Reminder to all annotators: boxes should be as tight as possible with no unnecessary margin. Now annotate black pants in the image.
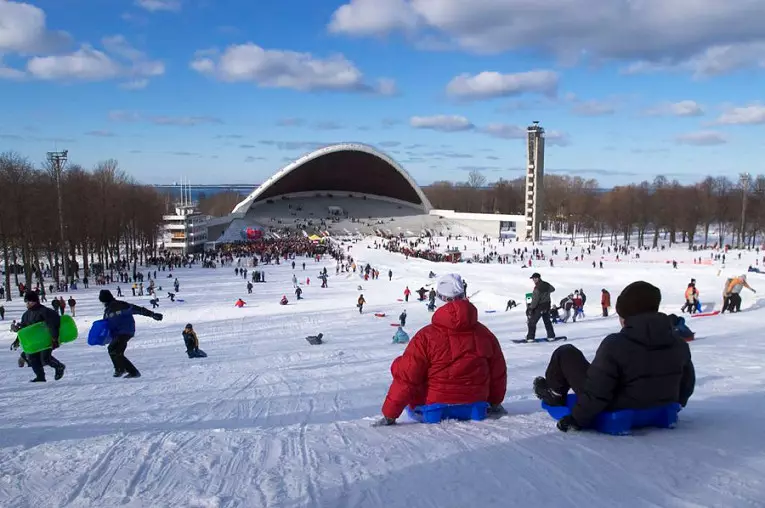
[602,306,608,317]
[108,334,139,375]
[722,293,742,313]
[27,349,64,380]
[545,344,590,396]
[527,305,555,340]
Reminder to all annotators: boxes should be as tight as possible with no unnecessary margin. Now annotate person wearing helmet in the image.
[374,273,508,426]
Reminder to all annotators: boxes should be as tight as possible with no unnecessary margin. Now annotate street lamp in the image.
[47,150,69,285]
[740,172,751,249]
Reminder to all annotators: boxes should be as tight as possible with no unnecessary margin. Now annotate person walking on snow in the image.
[681,282,698,314]
[601,289,611,317]
[404,287,411,302]
[12,291,66,382]
[722,274,755,313]
[67,296,76,317]
[374,273,508,426]
[98,289,162,378]
[357,295,366,314]
[295,286,303,300]
[399,309,407,327]
[526,273,556,342]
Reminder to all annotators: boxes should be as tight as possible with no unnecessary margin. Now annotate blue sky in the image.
[1,0,763,187]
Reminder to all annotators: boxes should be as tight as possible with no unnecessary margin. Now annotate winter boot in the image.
[54,364,66,381]
[30,377,46,383]
[113,370,125,378]
[124,372,141,379]
[533,376,566,406]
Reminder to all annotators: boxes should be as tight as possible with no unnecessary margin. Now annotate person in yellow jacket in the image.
[722,275,756,314]
[357,294,366,314]
[682,282,699,314]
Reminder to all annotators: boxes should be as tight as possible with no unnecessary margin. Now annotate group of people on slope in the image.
[374,274,696,433]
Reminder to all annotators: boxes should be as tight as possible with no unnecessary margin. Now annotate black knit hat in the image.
[99,289,115,303]
[615,281,661,319]
[24,291,39,303]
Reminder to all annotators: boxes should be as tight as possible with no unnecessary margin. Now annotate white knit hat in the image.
[437,273,465,301]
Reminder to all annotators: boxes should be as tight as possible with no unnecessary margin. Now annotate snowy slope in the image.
[0,239,764,508]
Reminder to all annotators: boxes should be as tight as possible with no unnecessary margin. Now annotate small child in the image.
[182,324,207,358]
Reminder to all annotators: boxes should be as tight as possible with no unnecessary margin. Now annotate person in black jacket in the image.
[526,273,556,342]
[99,289,162,378]
[14,291,66,382]
[533,281,695,432]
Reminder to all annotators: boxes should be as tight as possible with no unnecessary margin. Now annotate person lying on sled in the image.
[374,273,507,426]
[533,281,696,432]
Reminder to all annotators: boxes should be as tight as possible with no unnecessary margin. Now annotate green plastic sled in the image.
[18,315,78,354]
[525,292,533,304]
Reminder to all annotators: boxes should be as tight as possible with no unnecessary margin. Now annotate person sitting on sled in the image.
[280,295,288,306]
[533,281,696,432]
[235,299,246,308]
[182,324,207,358]
[374,273,508,426]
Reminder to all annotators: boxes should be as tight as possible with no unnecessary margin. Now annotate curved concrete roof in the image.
[231,143,432,216]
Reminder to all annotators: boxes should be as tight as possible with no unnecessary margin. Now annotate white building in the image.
[160,204,210,253]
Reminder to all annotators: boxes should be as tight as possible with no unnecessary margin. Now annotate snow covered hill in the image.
[0,238,763,508]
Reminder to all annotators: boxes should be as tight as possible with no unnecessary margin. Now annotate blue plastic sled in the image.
[542,394,681,436]
[87,319,111,346]
[406,401,489,424]
[485,310,497,314]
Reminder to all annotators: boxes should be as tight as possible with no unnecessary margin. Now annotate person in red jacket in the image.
[374,273,508,426]
[601,289,611,317]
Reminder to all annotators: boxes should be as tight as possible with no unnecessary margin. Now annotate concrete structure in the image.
[160,204,210,253]
[429,209,525,238]
[525,121,545,241]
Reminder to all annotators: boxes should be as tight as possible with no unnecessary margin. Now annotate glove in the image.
[487,404,508,418]
[152,313,163,321]
[557,415,580,433]
[11,338,19,351]
[371,416,396,427]
[51,337,60,350]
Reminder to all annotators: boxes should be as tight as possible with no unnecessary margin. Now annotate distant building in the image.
[160,184,210,253]
[525,121,545,241]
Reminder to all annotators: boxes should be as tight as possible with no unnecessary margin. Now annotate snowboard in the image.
[512,336,567,344]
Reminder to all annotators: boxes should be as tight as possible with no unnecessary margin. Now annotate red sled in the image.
[390,323,401,327]
[374,312,386,317]
[396,299,404,302]
[691,311,720,318]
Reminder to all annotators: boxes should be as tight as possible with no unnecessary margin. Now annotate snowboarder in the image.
[98,289,162,378]
[182,324,207,358]
[526,273,556,342]
[533,281,695,432]
[13,291,66,382]
[374,274,507,426]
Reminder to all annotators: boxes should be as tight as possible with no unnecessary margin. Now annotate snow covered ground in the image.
[1,237,764,508]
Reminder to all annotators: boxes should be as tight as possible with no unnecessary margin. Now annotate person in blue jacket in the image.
[99,289,162,378]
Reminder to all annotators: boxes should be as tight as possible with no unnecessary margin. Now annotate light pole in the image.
[47,150,69,285]
[740,172,750,249]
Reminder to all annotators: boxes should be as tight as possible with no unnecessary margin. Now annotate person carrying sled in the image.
[526,273,556,342]
[601,289,611,317]
[722,274,755,313]
[12,291,66,382]
[182,324,207,358]
[533,281,695,432]
[98,289,162,378]
[357,294,366,314]
[374,274,507,426]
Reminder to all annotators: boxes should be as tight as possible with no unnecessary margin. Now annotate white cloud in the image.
[570,100,615,116]
[674,131,727,146]
[25,35,164,85]
[135,0,181,12]
[0,0,70,54]
[644,100,704,117]
[714,103,765,125]
[190,43,391,94]
[328,0,765,76]
[410,115,474,132]
[328,0,418,36]
[446,70,558,100]
[376,77,398,96]
[0,57,24,80]
[482,123,570,146]
[108,110,222,126]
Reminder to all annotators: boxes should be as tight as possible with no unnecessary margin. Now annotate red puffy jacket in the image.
[382,299,507,419]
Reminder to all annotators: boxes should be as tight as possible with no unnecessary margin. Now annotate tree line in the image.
[423,170,755,249]
[0,151,166,301]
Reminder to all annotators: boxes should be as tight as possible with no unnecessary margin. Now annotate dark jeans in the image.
[545,344,590,396]
[27,349,64,380]
[527,305,555,340]
[602,306,608,317]
[108,334,139,375]
[722,294,742,313]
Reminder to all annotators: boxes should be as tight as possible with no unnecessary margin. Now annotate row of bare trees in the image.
[0,151,166,302]
[424,171,755,248]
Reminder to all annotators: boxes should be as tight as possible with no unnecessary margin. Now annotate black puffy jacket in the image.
[572,312,695,427]
[20,303,61,340]
[530,280,555,311]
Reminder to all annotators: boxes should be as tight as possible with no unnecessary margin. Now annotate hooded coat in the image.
[381,299,507,419]
[572,312,695,427]
[530,280,555,311]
